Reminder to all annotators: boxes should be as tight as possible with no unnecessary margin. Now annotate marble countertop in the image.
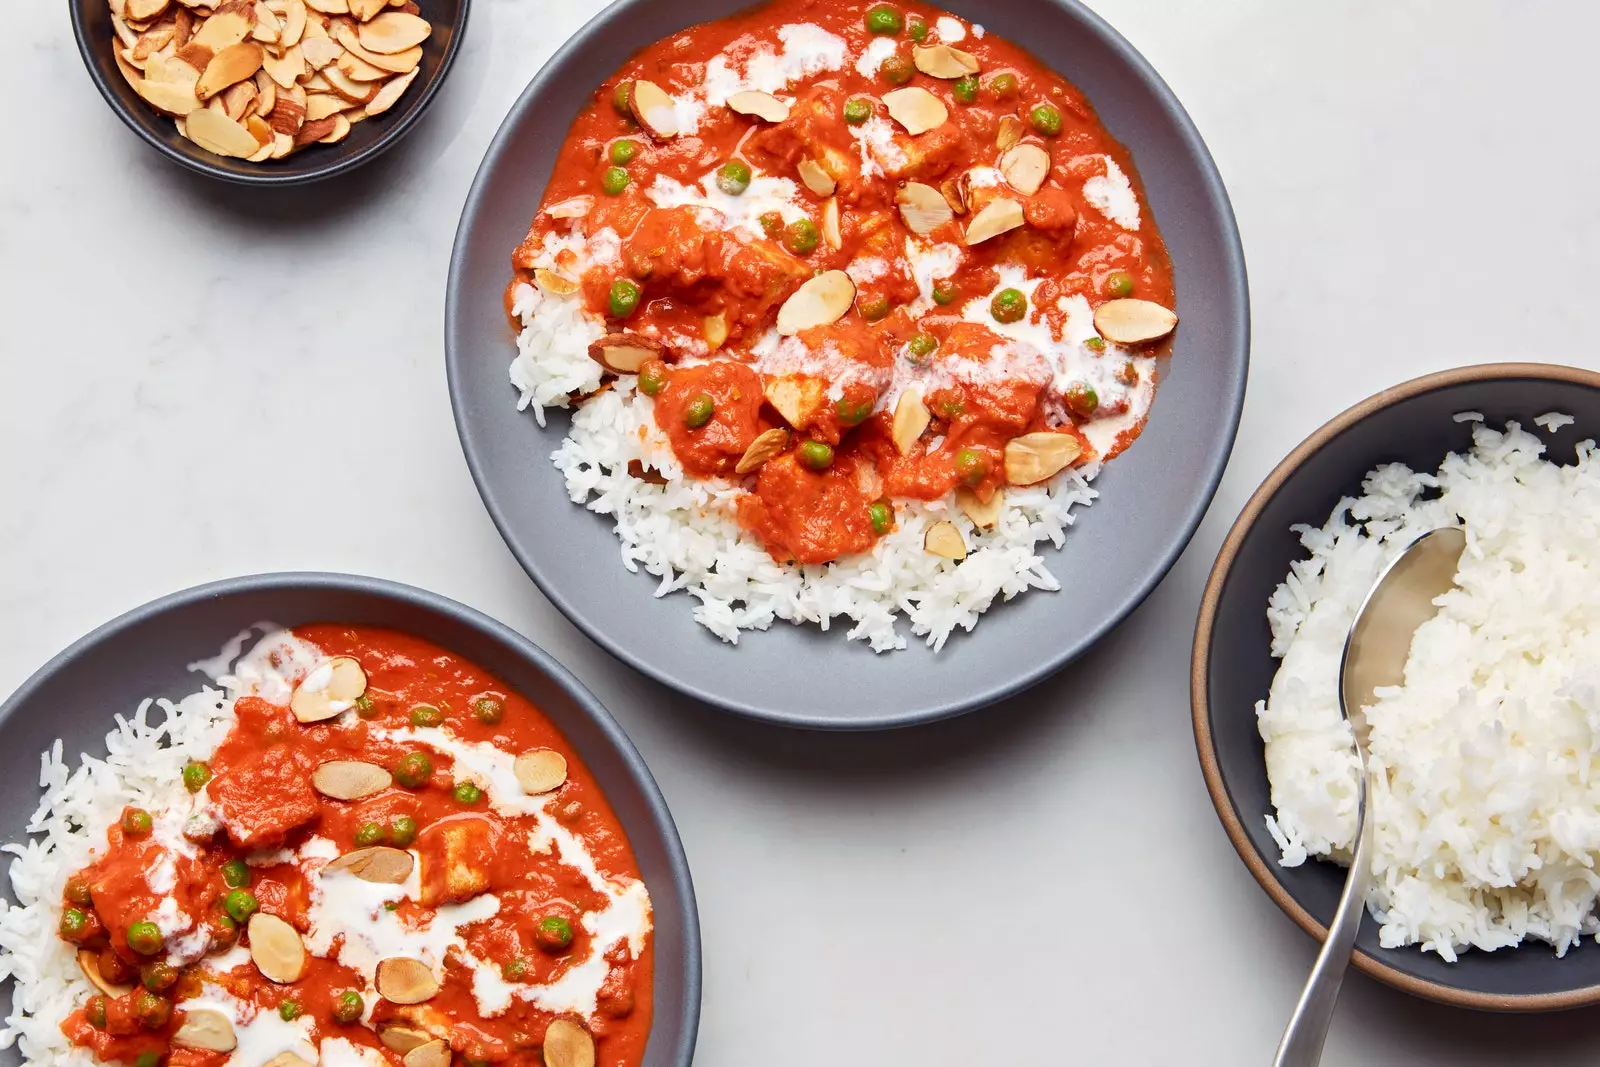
[5,2,1600,1063]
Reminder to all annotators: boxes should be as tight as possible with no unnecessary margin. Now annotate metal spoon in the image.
[1272,526,1467,1067]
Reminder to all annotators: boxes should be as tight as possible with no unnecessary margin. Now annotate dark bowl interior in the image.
[0,573,699,1063]
[446,0,1249,729]
[70,0,469,185]
[1196,364,1600,1010]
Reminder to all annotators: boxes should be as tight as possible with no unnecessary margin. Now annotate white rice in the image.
[1257,416,1600,960]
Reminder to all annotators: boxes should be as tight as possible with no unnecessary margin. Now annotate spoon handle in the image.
[1270,774,1375,1067]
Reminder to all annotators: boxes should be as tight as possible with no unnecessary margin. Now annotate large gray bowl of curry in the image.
[445,0,1249,728]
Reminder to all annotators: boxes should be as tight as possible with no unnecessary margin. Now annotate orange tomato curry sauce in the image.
[512,0,1176,566]
[56,626,654,1067]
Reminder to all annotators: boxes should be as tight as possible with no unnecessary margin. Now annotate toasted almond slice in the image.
[891,392,930,454]
[324,64,376,101]
[726,89,788,122]
[999,143,1050,195]
[735,428,790,475]
[882,86,947,136]
[295,114,336,143]
[332,24,418,72]
[543,1020,596,1067]
[337,48,389,80]
[795,158,835,197]
[924,521,966,560]
[247,913,306,983]
[260,42,303,86]
[375,958,439,1004]
[311,760,391,799]
[191,9,251,48]
[183,106,260,155]
[939,175,967,215]
[145,50,200,85]
[996,114,1024,152]
[246,113,272,145]
[911,43,979,78]
[77,949,134,997]
[305,91,349,119]
[303,0,348,11]
[111,12,141,47]
[1004,431,1083,485]
[513,749,568,795]
[404,1041,451,1067]
[220,78,257,120]
[289,655,367,722]
[587,333,667,375]
[378,1027,434,1055]
[264,1056,315,1067]
[764,377,824,428]
[1092,298,1177,344]
[957,486,1004,529]
[703,311,729,351]
[269,131,294,157]
[137,75,202,116]
[268,94,306,135]
[357,10,428,51]
[534,268,579,297]
[545,196,593,220]
[247,138,274,161]
[318,111,351,142]
[172,42,213,73]
[363,66,416,115]
[349,0,386,19]
[821,197,841,250]
[250,2,280,42]
[127,0,170,18]
[253,71,276,114]
[964,198,1024,245]
[776,270,855,336]
[627,79,678,140]
[279,0,306,45]
[113,47,144,91]
[172,1008,237,1052]
[302,72,335,92]
[301,34,342,67]
[895,182,952,235]
[173,6,194,45]
[132,23,177,60]
[324,846,414,883]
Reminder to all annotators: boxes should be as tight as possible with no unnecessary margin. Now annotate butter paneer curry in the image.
[512,0,1176,566]
[55,627,653,1067]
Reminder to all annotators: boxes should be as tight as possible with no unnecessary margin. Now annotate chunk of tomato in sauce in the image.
[736,452,876,564]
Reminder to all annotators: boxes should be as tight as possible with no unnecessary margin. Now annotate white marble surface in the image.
[5,2,1600,1064]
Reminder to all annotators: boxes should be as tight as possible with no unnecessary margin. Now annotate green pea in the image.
[388,815,418,847]
[502,957,528,980]
[59,907,91,942]
[279,999,302,1022]
[1105,270,1135,298]
[384,901,400,911]
[64,875,93,907]
[952,74,978,104]
[222,889,258,924]
[907,14,928,40]
[1085,336,1106,352]
[989,72,1019,98]
[932,279,959,306]
[122,808,153,837]
[354,694,377,718]
[868,501,892,535]
[797,440,835,471]
[907,332,937,360]
[638,359,669,397]
[684,394,715,429]
[536,915,575,951]
[956,448,990,486]
[783,219,820,256]
[844,98,872,124]
[612,80,633,116]
[86,995,108,1030]
[126,920,164,956]
[601,167,630,196]
[209,910,238,949]
[858,295,891,321]
[715,159,752,195]
[140,961,177,992]
[133,989,169,1029]
[609,138,640,166]
[221,859,251,889]
[395,752,433,788]
[864,4,903,34]
[1065,383,1099,417]
[183,761,212,793]
[609,279,642,318]
[1029,103,1063,136]
[334,991,364,1023]
[472,696,505,725]
[354,821,385,847]
[1117,360,1140,386]
[990,287,1027,324]
[409,704,443,728]
[135,1052,160,1067]
[835,397,873,425]
[452,781,483,806]
[879,53,914,85]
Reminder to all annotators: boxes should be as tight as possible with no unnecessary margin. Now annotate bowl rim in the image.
[444,0,1251,728]
[67,0,472,187]
[0,570,702,1060]
[1191,360,1600,1012]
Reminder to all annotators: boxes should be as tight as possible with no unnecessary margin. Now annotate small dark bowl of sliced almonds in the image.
[71,0,469,185]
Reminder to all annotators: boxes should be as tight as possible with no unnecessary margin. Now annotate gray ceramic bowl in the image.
[0,573,699,1062]
[446,0,1249,729]
[70,0,469,185]
[1193,363,1600,1010]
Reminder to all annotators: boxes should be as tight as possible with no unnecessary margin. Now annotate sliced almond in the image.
[349,0,386,19]
[726,89,789,123]
[895,182,953,235]
[173,7,194,46]
[627,79,678,140]
[911,44,979,79]
[923,521,967,560]
[764,377,824,429]
[796,158,835,197]
[587,333,666,375]
[543,1020,596,1067]
[999,143,1050,195]
[404,1041,451,1067]
[302,34,342,68]
[545,196,593,220]
[131,23,177,60]
[324,64,377,102]
[821,198,841,250]
[173,42,214,73]
[271,131,295,157]
[357,11,429,52]
[379,1027,434,1055]
[191,9,251,49]
[957,486,1004,529]
[304,0,349,12]
[136,74,202,116]
[172,1008,237,1052]
[247,912,307,984]
[220,78,258,120]
[126,0,171,19]
[735,428,790,475]
[776,270,855,336]
[964,198,1024,245]
[279,0,307,45]
[534,268,579,297]
[332,24,418,72]
[1092,298,1178,345]
[303,71,335,92]
[183,106,261,156]
[112,13,141,48]
[264,1056,315,1067]
[250,2,281,42]
[891,392,930,454]
[996,115,1024,152]
[882,87,947,136]
[939,176,967,215]
[289,655,367,722]
[375,957,439,1004]
[247,138,275,162]
[363,67,417,116]
[113,48,144,91]
[1004,431,1083,485]
[268,94,307,136]
[318,111,352,142]
[295,115,338,144]
[311,760,391,799]
[337,48,389,81]
[703,311,729,351]
[260,42,304,86]
[77,950,133,997]
[253,71,276,114]
[305,91,350,120]
[514,749,569,795]
[245,113,272,145]
[324,845,414,883]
